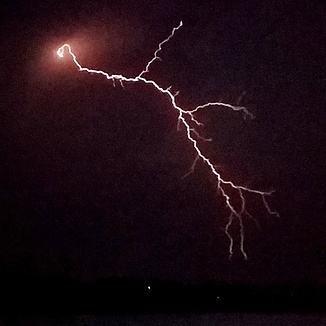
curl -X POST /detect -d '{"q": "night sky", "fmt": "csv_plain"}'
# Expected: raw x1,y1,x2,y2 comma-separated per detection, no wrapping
1,0,325,287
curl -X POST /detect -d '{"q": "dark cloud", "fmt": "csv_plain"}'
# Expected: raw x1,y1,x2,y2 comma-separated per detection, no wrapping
1,0,325,285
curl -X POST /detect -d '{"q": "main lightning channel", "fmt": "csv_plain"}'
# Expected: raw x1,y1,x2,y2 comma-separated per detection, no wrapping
57,21,278,259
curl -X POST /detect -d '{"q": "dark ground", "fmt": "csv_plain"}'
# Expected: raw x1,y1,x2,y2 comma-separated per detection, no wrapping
0,276,325,315
1,313,325,326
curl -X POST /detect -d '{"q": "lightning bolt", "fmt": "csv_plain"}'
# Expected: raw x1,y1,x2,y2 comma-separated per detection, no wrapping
57,21,278,259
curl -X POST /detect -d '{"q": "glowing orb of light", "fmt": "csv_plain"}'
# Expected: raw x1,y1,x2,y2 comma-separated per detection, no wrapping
57,46,65,58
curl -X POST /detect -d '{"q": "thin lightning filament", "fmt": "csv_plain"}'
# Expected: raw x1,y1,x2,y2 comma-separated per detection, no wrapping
57,21,278,259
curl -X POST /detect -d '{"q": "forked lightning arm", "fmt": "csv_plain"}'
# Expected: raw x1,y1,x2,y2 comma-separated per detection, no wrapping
57,21,278,259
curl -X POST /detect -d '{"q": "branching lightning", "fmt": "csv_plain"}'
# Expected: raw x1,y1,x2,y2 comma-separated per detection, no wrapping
57,21,278,259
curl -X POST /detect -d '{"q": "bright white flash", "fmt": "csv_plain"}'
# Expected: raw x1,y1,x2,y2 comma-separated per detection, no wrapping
57,47,64,58
56,22,278,259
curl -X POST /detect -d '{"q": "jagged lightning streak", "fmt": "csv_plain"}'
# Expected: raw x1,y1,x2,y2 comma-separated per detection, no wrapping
57,21,278,259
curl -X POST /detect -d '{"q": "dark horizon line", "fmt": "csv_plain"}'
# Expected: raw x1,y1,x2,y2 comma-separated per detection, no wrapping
0,275,324,315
